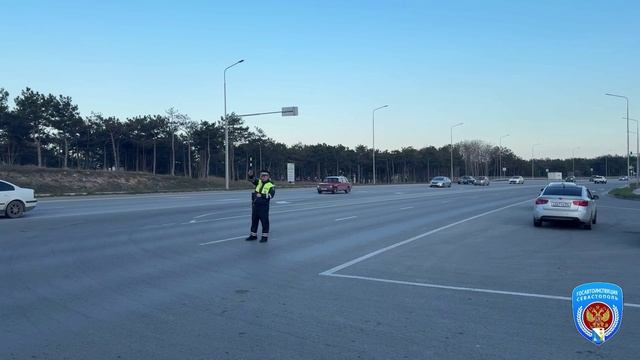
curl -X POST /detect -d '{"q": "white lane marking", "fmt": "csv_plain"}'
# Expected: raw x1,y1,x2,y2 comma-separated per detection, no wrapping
319,199,531,276
199,236,246,246
599,205,640,211
143,222,177,229
184,190,513,225
194,212,221,219
276,201,290,204
183,185,543,226
335,216,357,222
39,194,220,203
399,206,414,210
322,273,640,309
395,192,404,195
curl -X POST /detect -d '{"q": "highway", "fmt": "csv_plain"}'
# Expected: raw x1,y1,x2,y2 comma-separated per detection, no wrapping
2,180,639,359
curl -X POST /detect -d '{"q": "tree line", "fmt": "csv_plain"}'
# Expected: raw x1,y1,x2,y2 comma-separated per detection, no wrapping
0,87,631,183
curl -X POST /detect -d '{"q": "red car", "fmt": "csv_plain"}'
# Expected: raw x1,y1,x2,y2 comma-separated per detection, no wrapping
317,176,352,194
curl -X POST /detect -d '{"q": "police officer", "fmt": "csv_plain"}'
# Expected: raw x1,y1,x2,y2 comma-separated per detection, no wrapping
245,169,275,243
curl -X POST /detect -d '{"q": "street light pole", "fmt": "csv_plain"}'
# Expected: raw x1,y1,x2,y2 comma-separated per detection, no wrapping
450,122,464,180
224,59,244,190
499,134,509,179
606,93,630,184
531,143,540,180
372,105,389,185
626,117,639,184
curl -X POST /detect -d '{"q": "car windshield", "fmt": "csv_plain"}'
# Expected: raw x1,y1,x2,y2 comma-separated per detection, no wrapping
433,177,444,181
325,178,339,183
543,187,583,196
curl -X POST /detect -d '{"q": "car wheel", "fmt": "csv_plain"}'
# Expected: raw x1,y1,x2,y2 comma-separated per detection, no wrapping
5,200,25,219
317,190,322,194
331,189,336,194
533,218,542,227
592,212,597,224
583,222,592,230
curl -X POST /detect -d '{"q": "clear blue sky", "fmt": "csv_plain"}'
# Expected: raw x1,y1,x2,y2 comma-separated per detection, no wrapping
1,0,638,159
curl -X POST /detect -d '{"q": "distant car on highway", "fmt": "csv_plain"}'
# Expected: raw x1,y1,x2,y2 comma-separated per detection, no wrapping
593,176,607,184
508,176,524,184
474,176,490,186
430,176,452,188
317,176,351,194
533,182,598,229
457,176,476,185
619,176,629,181
0,180,37,218
564,176,576,183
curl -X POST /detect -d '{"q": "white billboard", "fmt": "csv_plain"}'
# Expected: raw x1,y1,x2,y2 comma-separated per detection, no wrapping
548,172,562,180
287,163,295,183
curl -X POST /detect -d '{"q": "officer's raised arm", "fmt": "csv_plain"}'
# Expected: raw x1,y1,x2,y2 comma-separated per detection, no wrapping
248,170,259,186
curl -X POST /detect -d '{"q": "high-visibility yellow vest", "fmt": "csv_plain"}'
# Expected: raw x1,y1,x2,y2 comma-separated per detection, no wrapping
255,180,275,196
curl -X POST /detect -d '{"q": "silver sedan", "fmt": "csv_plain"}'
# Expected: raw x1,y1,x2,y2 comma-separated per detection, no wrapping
430,176,452,188
533,182,598,229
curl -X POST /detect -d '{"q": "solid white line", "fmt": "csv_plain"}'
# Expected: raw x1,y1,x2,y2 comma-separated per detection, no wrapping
319,199,531,276
199,235,246,246
399,206,414,210
322,273,640,309
335,216,357,222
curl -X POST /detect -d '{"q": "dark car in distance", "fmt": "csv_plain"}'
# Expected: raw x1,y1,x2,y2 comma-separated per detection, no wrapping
458,176,476,185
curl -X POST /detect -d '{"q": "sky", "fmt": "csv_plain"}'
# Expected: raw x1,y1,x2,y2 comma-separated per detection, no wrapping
1,0,639,160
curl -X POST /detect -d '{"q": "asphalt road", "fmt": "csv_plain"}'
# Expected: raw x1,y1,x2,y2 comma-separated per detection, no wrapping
2,180,639,359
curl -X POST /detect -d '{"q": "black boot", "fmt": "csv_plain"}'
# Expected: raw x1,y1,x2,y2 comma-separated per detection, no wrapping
259,237,268,243
245,235,258,241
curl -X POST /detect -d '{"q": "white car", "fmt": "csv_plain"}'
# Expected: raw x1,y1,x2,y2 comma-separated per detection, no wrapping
430,176,452,188
0,180,37,218
593,176,607,184
533,182,598,230
509,176,525,184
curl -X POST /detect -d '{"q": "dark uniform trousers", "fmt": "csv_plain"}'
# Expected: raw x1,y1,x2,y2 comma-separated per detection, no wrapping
250,203,270,235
